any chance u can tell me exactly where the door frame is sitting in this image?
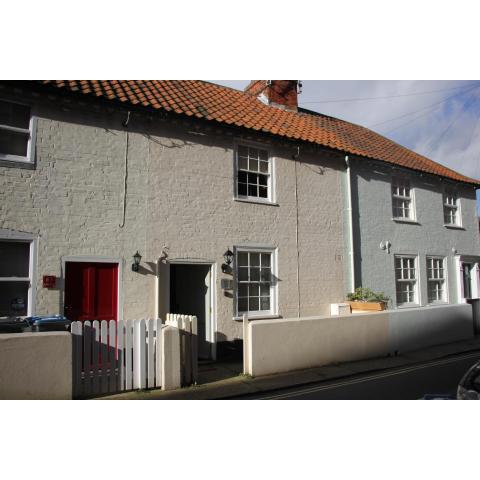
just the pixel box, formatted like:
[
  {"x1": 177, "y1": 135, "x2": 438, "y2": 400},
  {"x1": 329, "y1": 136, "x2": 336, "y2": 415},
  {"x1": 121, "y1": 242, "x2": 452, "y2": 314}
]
[
  {"x1": 165, "y1": 259, "x2": 217, "y2": 360},
  {"x1": 455, "y1": 255, "x2": 480, "y2": 302},
  {"x1": 61, "y1": 256, "x2": 123, "y2": 322}
]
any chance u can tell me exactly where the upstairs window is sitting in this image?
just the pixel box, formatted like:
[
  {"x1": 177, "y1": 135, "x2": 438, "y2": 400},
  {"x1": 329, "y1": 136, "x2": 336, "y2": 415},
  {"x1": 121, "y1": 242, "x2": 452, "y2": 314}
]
[
  {"x1": 236, "y1": 144, "x2": 272, "y2": 202},
  {"x1": 443, "y1": 187, "x2": 461, "y2": 226},
  {"x1": 427, "y1": 257, "x2": 447, "y2": 304},
  {"x1": 392, "y1": 177, "x2": 414, "y2": 220},
  {"x1": 0, "y1": 99, "x2": 34, "y2": 163},
  {"x1": 395, "y1": 255, "x2": 418, "y2": 306}
]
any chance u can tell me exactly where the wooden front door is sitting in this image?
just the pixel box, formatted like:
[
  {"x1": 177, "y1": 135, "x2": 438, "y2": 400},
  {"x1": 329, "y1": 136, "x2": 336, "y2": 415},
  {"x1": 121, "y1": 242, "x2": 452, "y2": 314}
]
[{"x1": 64, "y1": 262, "x2": 118, "y2": 321}]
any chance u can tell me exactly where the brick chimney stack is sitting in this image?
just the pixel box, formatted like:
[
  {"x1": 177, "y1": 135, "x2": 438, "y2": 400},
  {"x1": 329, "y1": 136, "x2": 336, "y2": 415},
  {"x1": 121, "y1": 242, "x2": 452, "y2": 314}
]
[{"x1": 244, "y1": 80, "x2": 300, "y2": 111}]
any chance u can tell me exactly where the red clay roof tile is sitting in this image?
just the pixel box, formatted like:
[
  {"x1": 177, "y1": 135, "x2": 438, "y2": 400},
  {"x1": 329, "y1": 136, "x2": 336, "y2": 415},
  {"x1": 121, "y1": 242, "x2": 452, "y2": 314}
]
[{"x1": 37, "y1": 80, "x2": 480, "y2": 186}]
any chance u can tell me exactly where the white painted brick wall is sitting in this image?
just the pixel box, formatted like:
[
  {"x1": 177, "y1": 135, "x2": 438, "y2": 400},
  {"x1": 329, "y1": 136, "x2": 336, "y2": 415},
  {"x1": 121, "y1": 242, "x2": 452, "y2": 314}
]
[{"x1": 0, "y1": 97, "x2": 347, "y2": 342}]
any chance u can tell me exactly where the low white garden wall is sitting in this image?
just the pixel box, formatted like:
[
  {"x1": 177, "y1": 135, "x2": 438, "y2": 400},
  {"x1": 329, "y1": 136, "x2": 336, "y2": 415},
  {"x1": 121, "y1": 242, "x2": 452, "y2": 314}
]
[
  {"x1": 0, "y1": 332, "x2": 72, "y2": 399},
  {"x1": 245, "y1": 304, "x2": 474, "y2": 377}
]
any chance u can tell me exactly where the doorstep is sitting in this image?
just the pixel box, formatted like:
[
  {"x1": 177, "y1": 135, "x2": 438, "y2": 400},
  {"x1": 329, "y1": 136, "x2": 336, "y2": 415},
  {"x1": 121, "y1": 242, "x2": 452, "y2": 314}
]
[{"x1": 97, "y1": 335, "x2": 480, "y2": 400}]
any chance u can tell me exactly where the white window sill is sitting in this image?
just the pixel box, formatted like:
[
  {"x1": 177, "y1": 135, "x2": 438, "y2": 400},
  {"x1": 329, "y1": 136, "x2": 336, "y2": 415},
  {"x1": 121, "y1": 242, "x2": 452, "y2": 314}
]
[
  {"x1": 233, "y1": 314, "x2": 281, "y2": 321},
  {"x1": 391, "y1": 218, "x2": 419, "y2": 225},
  {"x1": 444, "y1": 224, "x2": 465, "y2": 230},
  {"x1": 234, "y1": 197, "x2": 279, "y2": 207},
  {"x1": 0, "y1": 156, "x2": 34, "y2": 169}
]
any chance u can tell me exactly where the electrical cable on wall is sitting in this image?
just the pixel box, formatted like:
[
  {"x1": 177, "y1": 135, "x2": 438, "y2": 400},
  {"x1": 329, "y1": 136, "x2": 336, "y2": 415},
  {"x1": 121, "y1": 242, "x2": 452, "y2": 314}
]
[{"x1": 119, "y1": 111, "x2": 131, "y2": 228}]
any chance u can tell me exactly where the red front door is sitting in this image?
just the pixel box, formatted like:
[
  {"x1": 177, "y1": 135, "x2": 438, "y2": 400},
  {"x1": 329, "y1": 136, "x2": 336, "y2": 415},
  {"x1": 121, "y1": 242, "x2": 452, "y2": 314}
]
[{"x1": 64, "y1": 262, "x2": 118, "y2": 321}]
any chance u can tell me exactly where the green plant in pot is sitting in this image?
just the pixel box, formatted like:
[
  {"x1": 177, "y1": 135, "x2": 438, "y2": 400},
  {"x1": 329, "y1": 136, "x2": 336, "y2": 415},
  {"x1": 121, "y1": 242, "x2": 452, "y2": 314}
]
[{"x1": 346, "y1": 287, "x2": 390, "y2": 311}]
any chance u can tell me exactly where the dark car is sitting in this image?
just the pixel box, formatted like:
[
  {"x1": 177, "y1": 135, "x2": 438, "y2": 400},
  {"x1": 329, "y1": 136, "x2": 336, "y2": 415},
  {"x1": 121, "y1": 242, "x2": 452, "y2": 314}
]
[{"x1": 457, "y1": 360, "x2": 480, "y2": 400}]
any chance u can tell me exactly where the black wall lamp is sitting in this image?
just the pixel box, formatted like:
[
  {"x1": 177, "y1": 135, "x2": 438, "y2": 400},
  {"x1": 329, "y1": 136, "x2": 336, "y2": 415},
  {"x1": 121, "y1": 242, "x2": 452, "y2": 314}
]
[
  {"x1": 132, "y1": 251, "x2": 142, "y2": 272},
  {"x1": 222, "y1": 248, "x2": 234, "y2": 274}
]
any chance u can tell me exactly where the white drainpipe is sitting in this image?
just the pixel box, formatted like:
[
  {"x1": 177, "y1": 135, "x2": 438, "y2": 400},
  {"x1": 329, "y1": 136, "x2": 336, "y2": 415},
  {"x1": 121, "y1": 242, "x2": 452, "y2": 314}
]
[{"x1": 345, "y1": 155, "x2": 355, "y2": 293}]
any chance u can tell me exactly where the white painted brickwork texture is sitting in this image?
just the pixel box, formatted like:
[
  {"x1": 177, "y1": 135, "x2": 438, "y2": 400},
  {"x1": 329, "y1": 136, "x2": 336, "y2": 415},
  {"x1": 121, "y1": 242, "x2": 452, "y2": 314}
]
[{"x1": 0, "y1": 98, "x2": 346, "y2": 342}]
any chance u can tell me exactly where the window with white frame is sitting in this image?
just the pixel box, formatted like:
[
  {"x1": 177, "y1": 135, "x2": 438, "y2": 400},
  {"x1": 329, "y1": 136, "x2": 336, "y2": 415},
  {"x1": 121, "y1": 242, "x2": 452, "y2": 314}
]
[
  {"x1": 392, "y1": 177, "x2": 414, "y2": 220},
  {"x1": 427, "y1": 257, "x2": 447, "y2": 303},
  {"x1": 236, "y1": 248, "x2": 276, "y2": 316},
  {"x1": 236, "y1": 144, "x2": 271, "y2": 201},
  {"x1": 0, "y1": 241, "x2": 32, "y2": 316},
  {"x1": 395, "y1": 255, "x2": 418, "y2": 305},
  {"x1": 443, "y1": 187, "x2": 461, "y2": 226},
  {"x1": 0, "y1": 99, "x2": 34, "y2": 163}
]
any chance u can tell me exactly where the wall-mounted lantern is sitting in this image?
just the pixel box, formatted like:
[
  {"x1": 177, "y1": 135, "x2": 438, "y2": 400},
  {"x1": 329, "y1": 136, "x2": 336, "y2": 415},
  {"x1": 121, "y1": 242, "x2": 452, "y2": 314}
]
[
  {"x1": 222, "y1": 248, "x2": 234, "y2": 274},
  {"x1": 132, "y1": 251, "x2": 142, "y2": 272}
]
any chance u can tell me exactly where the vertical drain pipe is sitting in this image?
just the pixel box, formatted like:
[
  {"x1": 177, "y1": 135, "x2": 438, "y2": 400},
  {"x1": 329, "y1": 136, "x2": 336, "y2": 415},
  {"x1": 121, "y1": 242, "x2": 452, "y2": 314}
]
[
  {"x1": 293, "y1": 146, "x2": 301, "y2": 317},
  {"x1": 345, "y1": 155, "x2": 355, "y2": 293}
]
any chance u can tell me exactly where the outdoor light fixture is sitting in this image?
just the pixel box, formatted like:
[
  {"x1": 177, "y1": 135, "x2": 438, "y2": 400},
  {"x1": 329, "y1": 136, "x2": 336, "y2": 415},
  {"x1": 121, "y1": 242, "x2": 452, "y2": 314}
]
[
  {"x1": 132, "y1": 251, "x2": 142, "y2": 272},
  {"x1": 222, "y1": 248, "x2": 234, "y2": 274},
  {"x1": 223, "y1": 249, "x2": 234, "y2": 266}
]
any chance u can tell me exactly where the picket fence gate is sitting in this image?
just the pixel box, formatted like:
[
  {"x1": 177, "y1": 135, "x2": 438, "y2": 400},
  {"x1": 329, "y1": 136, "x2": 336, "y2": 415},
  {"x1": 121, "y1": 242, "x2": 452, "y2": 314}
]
[
  {"x1": 165, "y1": 314, "x2": 198, "y2": 386},
  {"x1": 71, "y1": 319, "x2": 163, "y2": 398}
]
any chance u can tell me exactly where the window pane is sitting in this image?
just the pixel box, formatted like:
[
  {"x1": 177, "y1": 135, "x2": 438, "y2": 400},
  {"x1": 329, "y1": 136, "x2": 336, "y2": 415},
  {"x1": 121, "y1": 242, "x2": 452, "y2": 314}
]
[
  {"x1": 250, "y1": 268, "x2": 260, "y2": 281},
  {"x1": 249, "y1": 157, "x2": 258, "y2": 172},
  {"x1": 238, "y1": 284, "x2": 248, "y2": 297},
  {"x1": 259, "y1": 160, "x2": 269, "y2": 173},
  {"x1": 249, "y1": 148, "x2": 259, "y2": 160},
  {"x1": 237, "y1": 252, "x2": 248, "y2": 267},
  {"x1": 260, "y1": 297, "x2": 270, "y2": 311},
  {"x1": 0, "y1": 129, "x2": 29, "y2": 157},
  {"x1": 238, "y1": 171, "x2": 248, "y2": 183},
  {"x1": 238, "y1": 297, "x2": 248, "y2": 313},
  {"x1": 249, "y1": 283, "x2": 259, "y2": 296},
  {"x1": 238, "y1": 267, "x2": 249, "y2": 281},
  {"x1": 248, "y1": 184, "x2": 258, "y2": 197},
  {"x1": 0, "y1": 281, "x2": 29, "y2": 316},
  {"x1": 259, "y1": 186, "x2": 268, "y2": 198},
  {"x1": 260, "y1": 283, "x2": 270, "y2": 296},
  {"x1": 238, "y1": 183, "x2": 247, "y2": 196},
  {"x1": 250, "y1": 253, "x2": 260, "y2": 266},
  {"x1": 258, "y1": 174, "x2": 268, "y2": 186},
  {"x1": 261, "y1": 254, "x2": 271, "y2": 267},
  {"x1": 249, "y1": 297, "x2": 259, "y2": 311},
  {"x1": 247, "y1": 172, "x2": 258, "y2": 184},
  {"x1": 0, "y1": 242, "x2": 30, "y2": 277},
  {"x1": 238, "y1": 157, "x2": 248, "y2": 170},
  {"x1": 0, "y1": 100, "x2": 30, "y2": 129},
  {"x1": 260, "y1": 268, "x2": 271, "y2": 282}
]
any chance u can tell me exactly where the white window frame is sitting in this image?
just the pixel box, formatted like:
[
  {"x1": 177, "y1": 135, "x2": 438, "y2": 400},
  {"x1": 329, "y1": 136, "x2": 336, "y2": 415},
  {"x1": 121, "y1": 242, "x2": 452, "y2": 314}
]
[
  {"x1": 394, "y1": 254, "x2": 419, "y2": 307},
  {"x1": 0, "y1": 98, "x2": 36, "y2": 164},
  {"x1": 443, "y1": 186, "x2": 462, "y2": 228},
  {"x1": 391, "y1": 176, "x2": 416, "y2": 222},
  {"x1": 233, "y1": 141, "x2": 276, "y2": 205},
  {"x1": 234, "y1": 245, "x2": 278, "y2": 318},
  {"x1": 0, "y1": 233, "x2": 37, "y2": 317},
  {"x1": 455, "y1": 256, "x2": 480, "y2": 302},
  {"x1": 426, "y1": 256, "x2": 448, "y2": 305}
]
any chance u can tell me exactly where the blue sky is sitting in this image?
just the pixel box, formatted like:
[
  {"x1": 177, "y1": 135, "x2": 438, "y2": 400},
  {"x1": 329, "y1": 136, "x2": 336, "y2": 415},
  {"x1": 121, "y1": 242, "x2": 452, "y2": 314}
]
[{"x1": 213, "y1": 81, "x2": 480, "y2": 214}]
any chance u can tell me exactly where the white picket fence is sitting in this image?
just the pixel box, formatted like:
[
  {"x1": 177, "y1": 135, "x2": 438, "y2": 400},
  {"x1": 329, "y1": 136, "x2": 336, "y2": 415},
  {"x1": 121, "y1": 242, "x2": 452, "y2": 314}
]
[
  {"x1": 71, "y1": 315, "x2": 198, "y2": 398},
  {"x1": 71, "y1": 319, "x2": 163, "y2": 398},
  {"x1": 165, "y1": 314, "x2": 198, "y2": 386}
]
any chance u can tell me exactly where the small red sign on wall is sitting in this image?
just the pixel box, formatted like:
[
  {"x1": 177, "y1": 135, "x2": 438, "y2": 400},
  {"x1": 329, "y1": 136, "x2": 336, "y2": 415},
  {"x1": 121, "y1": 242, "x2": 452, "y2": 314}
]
[{"x1": 43, "y1": 275, "x2": 56, "y2": 288}]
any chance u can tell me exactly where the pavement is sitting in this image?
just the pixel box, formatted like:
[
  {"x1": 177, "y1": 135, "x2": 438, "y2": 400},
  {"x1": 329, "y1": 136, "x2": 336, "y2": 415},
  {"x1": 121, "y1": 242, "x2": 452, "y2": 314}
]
[{"x1": 98, "y1": 335, "x2": 480, "y2": 400}]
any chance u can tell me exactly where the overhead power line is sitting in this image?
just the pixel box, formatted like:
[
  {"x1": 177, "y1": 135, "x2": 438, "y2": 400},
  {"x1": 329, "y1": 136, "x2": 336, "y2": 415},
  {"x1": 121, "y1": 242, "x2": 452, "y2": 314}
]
[
  {"x1": 299, "y1": 82, "x2": 479, "y2": 105},
  {"x1": 369, "y1": 83, "x2": 480, "y2": 129},
  {"x1": 424, "y1": 96, "x2": 479, "y2": 158}
]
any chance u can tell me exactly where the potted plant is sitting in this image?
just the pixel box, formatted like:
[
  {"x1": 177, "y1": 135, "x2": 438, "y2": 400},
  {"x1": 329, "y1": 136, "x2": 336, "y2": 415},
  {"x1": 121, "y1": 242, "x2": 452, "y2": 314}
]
[{"x1": 346, "y1": 287, "x2": 390, "y2": 312}]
